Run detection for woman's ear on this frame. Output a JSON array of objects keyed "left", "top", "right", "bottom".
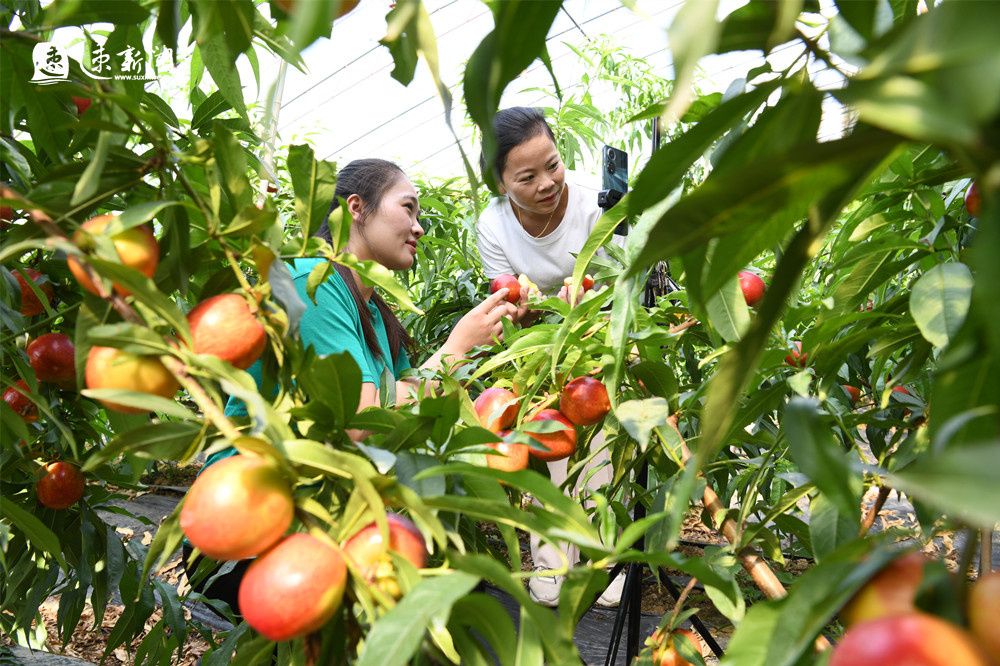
[{"left": 346, "top": 193, "right": 365, "bottom": 220}]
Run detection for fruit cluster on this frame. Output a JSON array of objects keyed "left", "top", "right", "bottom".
[
  {"left": 831, "top": 552, "right": 999, "bottom": 665},
  {"left": 489, "top": 271, "right": 595, "bottom": 305},
  {"left": 9, "top": 214, "right": 268, "bottom": 417},
  {"left": 473, "top": 375, "right": 611, "bottom": 470},
  {"left": 180, "top": 450, "right": 427, "bottom": 641}
]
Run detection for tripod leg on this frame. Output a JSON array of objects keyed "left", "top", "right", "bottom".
[
  {"left": 604, "top": 563, "right": 640, "bottom": 666},
  {"left": 625, "top": 563, "right": 644, "bottom": 661}
]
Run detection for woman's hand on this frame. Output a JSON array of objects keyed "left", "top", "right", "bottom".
[
  {"left": 511, "top": 282, "right": 533, "bottom": 322},
  {"left": 556, "top": 282, "right": 586, "bottom": 306},
  {"left": 443, "top": 289, "right": 518, "bottom": 356}
]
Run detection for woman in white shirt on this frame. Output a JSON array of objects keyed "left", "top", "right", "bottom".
[
  {"left": 476, "top": 107, "right": 603, "bottom": 300},
  {"left": 476, "top": 107, "right": 623, "bottom": 608}
]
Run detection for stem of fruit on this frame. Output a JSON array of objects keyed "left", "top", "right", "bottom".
[
  {"left": 668, "top": 318, "right": 698, "bottom": 335},
  {"left": 859, "top": 485, "right": 891, "bottom": 537},
  {"left": 160, "top": 355, "right": 242, "bottom": 442},
  {"left": 223, "top": 246, "right": 257, "bottom": 295},
  {"left": 668, "top": 576, "right": 698, "bottom": 629},
  {"left": 665, "top": 415, "right": 831, "bottom": 651}
]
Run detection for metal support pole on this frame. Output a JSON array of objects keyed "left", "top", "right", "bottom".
[{"left": 982, "top": 528, "right": 994, "bottom": 575}]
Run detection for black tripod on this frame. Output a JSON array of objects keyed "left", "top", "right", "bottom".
[{"left": 599, "top": 119, "right": 721, "bottom": 665}]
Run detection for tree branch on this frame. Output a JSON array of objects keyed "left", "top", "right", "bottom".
[{"left": 665, "top": 414, "right": 831, "bottom": 651}]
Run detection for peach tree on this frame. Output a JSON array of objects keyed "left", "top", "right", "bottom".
[{"left": 2, "top": 0, "right": 999, "bottom": 665}]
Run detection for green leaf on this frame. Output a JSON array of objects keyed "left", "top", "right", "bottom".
[
  {"left": 706, "top": 276, "right": 750, "bottom": 343},
  {"left": 83, "top": 422, "right": 203, "bottom": 471},
  {"left": 834, "top": 0, "right": 892, "bottom": 40},
  {"left": 268, "top": 260, "right": 307, "bottom": 336},
  {"left": 450, "top": 553, "right": 579, "bottom": 661},
  {"left": 616, "top": 398, "right": 670, "bottom": 452},
  {"left": 87, "top": 323, "right": 174, "bottom": 355},
  {"left": 337, "top": 254, "right": 422, "bottom": 315},
  {"left": 718, "top": 0, "right": 798, "bottom": 52},
  {"left": 628, "top": 361, "right": 678, "bottom": 404},
  {"left": 624, "top": 82, "right": 777, "bottom": 215},
  {"left": 909, "top": 263, "right": 973, "bottom": 348},
  {"left": 221, "top": 204, "right": 277, "bottom": 238},
  {"left": 297, "top": 352, "right": 362, "bottom": 428},
  {"left": 782, "top": 399, "right": 861, "bottom": 518},
  {"left": 464, "top": 0, "right": 562, "bottom": 191},
  {"left": 664, "top": 0, "right": 721, "bottom": 122},
  {"left": 191, "top": 91, "right": 232, "bottom": 131},
  {"left": 86, "top": 258, "right": 190, "bottom": 341},
  {"left": 448, "top": 594, "right": 518, "bottom": 666},
  {"left": 380, "top": 0, "right": 421, "bottom": 85},
  {"left": 694, "top": 133, "right": 900, "bottom": 471},
  {"left": 0, "top": 499, "right": 68, "bottom": 569},
  {"left": 835, "top": 1, "right": 1000, "bottom": 147},
  {"left": 118, "top": 201, "right": 181, "bottom": 228},
  {"left": 808, "top": 493, "right": 857, "bottom": 562},
  {"left": 627, "top": 129, "right": 899, "bottom": 280},
  {"left": 212, "top": 121, "right": 252, "bottom": 212},
  {"left": 198, "top": 36, "right": 248, "bottom": 121},
  {"left": 156, "top": 0, "right": 182, "bottom": 56},
  {"left": 191, "top": 0, "right": 254, "bottom": 62},
  {"left": 81, "top": 389, "right": 191, "bottom": 420},
  {"left": 891, "top": 441, "right": 1000, "bottom": 529},
  {"left": 287, "top": 144, "right": 338, "bottom": 241},
  {"left": 357, "top": 572, "right": 479, "bottom": 666},
  {"left": 71, "top": 131, "right": 112, "bottom": 206},
  {"left": 280, "top": 0, "right": 342, "bottom": 55},
  {"left": 42, "top": 0, "right": 150, "bottom": 25}
]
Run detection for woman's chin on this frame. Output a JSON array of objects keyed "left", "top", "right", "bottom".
[{"left": 389, "top": 255, "right": 416, "bottom": 271}]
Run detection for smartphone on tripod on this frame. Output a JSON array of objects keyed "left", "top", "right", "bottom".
[{"left": 598, "top": 144, "right": 628, "bottom": 235}]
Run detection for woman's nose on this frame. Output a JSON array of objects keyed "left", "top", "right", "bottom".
[{"left": 412, "top": 219, "right": 424, "bottom": 238}]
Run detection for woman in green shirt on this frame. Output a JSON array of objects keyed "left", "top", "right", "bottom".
[{"left": 184, "top": 158, "right": 517, "bottom": 616}]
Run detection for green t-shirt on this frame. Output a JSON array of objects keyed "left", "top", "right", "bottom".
[{"left": 212, "top": 258, "right": 410, "bottom": 464}]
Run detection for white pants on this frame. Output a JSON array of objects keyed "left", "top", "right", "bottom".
[{"left": 530, "top": 430, "right": 613, "bottom": 570}]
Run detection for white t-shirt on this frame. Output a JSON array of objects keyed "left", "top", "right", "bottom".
[{"left": 476, "top": 182, "right": 604, "bottom": 294}]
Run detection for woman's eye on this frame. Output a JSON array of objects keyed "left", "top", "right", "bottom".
[{"left": 547, "top": 162, "right": 558, "bottom": 170}]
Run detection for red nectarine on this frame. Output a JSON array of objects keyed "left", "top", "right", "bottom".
[
  {"left": 559, "top": 377, "right": 611, "bottom": 426},
  {"left": 525, "top": 409, "right": 576, "bottom": 461},
  {"left": 830, "top": 613, "right": 988, "bottom": 666},
  {"left": 238, "top": 533, "right": 347, "bottom": 641},
  {"left": 180, "top": 452, "right": 294, "bottom": 561},
  {"left": 36, "top": 461, "right": 85, "bottom": 509}
]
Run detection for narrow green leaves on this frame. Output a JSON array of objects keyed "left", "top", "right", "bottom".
[
  {"left": 356, "top": 572, "right": 479, "bottom": 666},
  {"left": 892, "top": 441, "right": 1000, "bottom": 529},
  {"left": 782, "top": 398, "right": 861, "bottom": 518}
]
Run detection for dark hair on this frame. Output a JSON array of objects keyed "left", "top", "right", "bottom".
[
  {"left": 480, "top": 107, "right": 556, "bottom": 191},
  {"left": 315, "top": 158, "right": 413, "bottom": 365}
]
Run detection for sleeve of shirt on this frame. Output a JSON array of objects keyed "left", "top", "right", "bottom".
[
  {"left": 394, "top": 348, "right": 412, "bottom": 378},
  {"left": 299, "top": 274, "right": 379, "bottom": 384},
  {"left": 476, "top": 209, "right": 515, "bottom": 278}
]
